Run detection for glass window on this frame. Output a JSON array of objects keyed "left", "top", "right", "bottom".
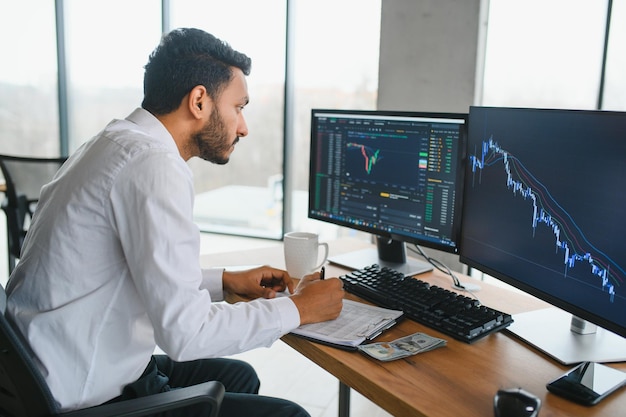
[
  {"left": 291, "top": 0, "right": 381, "bottom": 238},
  {"left": 602, "top": 0, "right": 626, "bottom": 111},
  {"left": 170, "top": 0, "right": 287, "bottom": 239},
  {"left": 482, "top": 0, "right": 607, "bottom": 110},
  {"left": 63, "top": 0, "right": 161, "bottom": 152},
  {"left": 0, "top": 0, "right": 59, "bottom": 157}
]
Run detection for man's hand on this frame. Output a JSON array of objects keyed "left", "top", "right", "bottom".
[
  {"left": 290, "top": 271, "right": 344, "bottom": 325},
  {"left": 222, "top": 266, "right": 294, "bottom": 299}
]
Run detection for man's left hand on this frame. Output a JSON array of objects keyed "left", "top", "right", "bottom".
[{"left": 222, "top": 266, "right": 294, "bottom": 299}]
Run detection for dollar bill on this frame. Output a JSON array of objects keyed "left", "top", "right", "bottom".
[{"left": 358, "top": 332, "right": 447, "bottom": 361}]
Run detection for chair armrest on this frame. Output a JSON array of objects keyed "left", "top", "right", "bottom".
[{"left": 59, "top": 381, "right": 225, "bottom": 417}]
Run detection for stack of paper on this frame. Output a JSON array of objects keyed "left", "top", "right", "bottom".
[{"left": 358, "top": 332, "right": 447, "bottom": 361}]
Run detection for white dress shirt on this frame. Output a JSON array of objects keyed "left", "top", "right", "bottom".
[{"left": 6, "top": 108, "right": 300, "bottom": 411}]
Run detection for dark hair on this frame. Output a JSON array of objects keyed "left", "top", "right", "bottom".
[{"left": 141, "top": 28, "right": 252, "bottom": 115}]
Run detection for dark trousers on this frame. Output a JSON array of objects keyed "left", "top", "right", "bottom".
[{"left": 113, "top": 355, "right": 310, "bottom": 417}]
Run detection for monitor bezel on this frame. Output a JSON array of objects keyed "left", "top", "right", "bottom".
[
  {"left": 459, "top": 105, "right": 626, "bottom": 341},
  {"left": 308, "top": 108, "right": 468, "bottom": 254}
]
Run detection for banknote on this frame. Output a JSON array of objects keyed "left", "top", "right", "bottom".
[{"left": 358, "top": 332, "right": 446, "bottom": 361}]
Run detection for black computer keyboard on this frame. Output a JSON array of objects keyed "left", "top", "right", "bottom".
[{"left": 340, "top": 264, "right": 513, "bottom": 343}]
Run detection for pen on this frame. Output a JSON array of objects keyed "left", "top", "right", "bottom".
[{"left": 320, "top": 266, "right": 325, "bottom": 280}]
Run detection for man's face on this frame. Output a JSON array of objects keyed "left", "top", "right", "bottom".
[{"left": 192, "top": 68, "right": 249, "bottom": 164}]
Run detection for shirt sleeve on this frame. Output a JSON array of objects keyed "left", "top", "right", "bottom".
[{"left": 109, "top": 150, "right": 300, "bottom": 360}]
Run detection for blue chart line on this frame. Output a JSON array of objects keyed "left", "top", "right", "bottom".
[{"left": 470, "top": 136, "right": 624, "bottom": 303}]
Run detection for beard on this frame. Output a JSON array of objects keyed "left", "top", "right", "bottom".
[{"left": 192, "top": 107, "right": 239, "bottom": 165}]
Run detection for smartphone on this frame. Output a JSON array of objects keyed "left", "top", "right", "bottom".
[{"left": 546, "top": 362, "right": 626, "bottom": 406}]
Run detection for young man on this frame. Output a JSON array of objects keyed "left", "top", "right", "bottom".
[{"left": 6, "top": 28, "right": 344, "bottom": 417}]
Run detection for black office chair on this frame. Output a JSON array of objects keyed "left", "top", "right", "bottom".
[
  {"left": 0, "top": 155, "right": 68, "bottom": 274},
  {"left": 0, "top": 282, "right": 225, "bottom": 417}
]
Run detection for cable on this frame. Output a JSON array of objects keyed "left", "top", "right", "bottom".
[{"left": 409, "top": 244, "right": 482, "bottom": 302}]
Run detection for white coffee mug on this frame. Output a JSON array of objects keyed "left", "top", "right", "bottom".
[{"left": 283, "top": 232, "right": 329, "bottom": 278}]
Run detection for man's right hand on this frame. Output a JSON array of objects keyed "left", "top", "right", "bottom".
[{"left": 289, "top": 271, "right": 344, "bottom": 325}]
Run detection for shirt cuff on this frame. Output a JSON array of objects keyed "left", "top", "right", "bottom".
[
  {"left": 272, "top": 296, "right": 302, "bottom": 334},
  {"left": 201, "top": 268, "right": 225, "bottom": 301}
]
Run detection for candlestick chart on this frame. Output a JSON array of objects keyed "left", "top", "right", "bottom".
[
  {"left": 469, "top": 136, "right": 624, "bottom": 303},
  {"left": 347, "top": 142, "right": 382, "bottom": 175},
  {"left": 343, "top": 137, "right": 422, "bottom": 187}
]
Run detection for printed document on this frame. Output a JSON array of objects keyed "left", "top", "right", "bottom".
[{"left": 290, "top": 299, "right": 403, "bottom": 349}]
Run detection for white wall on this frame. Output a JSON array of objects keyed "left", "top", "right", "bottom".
[{"left": 378, "top": 0, "right": 482, "bottom": 113}]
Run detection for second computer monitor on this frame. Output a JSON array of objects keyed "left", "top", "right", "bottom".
[{"left": 460, "top": 106, "right": 626, "bottom": 363}]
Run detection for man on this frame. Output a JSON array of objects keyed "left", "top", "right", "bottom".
[{"left": 6, "top": 28, "right": 344, "bottom": 417}]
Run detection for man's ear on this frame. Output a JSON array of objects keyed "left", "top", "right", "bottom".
[{"left": 188, "top": 85, "right": 211, "bottom": 119}]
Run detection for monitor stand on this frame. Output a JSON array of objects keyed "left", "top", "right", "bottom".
[
  {"left": 507, "top": 307, "right": 626, "bottom": 365},
  {"left": 328, "top": 237, "right": 433, "bottom": 277}
]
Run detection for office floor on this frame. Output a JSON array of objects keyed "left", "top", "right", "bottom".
[{"left": 199, "top": 233, "right": 393, "bottom": 417}]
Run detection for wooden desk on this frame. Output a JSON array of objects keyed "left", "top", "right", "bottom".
[{"left": 201, "top": 238, "right": 626, "bottom": 417}]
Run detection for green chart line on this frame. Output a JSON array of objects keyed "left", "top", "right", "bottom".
[{"left": 347, "top": 142, "right": 381, "bottom": 174}]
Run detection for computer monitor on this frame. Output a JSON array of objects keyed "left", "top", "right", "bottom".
[
  {"left": 460, "top": 106, "right": 626, "bottom": 364},
  {"left": 308, "top": 109, "right": 467, "bottom": 276}
]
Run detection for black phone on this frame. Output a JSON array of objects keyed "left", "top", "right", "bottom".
[{"left": 546, "top": 362, "right": 626, "bottom": 406}]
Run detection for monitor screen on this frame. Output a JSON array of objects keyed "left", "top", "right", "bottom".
[
  {"left": 460, "top": 106, "right": 626, "bottom": 364},
  {"left": 309, "top": 109, "right": 467, "bottom": 275}
]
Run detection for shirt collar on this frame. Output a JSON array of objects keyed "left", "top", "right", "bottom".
[{"left": 125, "top": 108, "right": 180, "bottom": 155}]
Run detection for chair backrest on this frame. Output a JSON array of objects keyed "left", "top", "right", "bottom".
[
  {"left": 0, "top": 156, "right": 67, "bottom": 206},
  {"left": 0, "top": 155, "right": 67, "bottom": 268},
  {"left": 0, "top": 283, "right": 60, "bottom": 417}
]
